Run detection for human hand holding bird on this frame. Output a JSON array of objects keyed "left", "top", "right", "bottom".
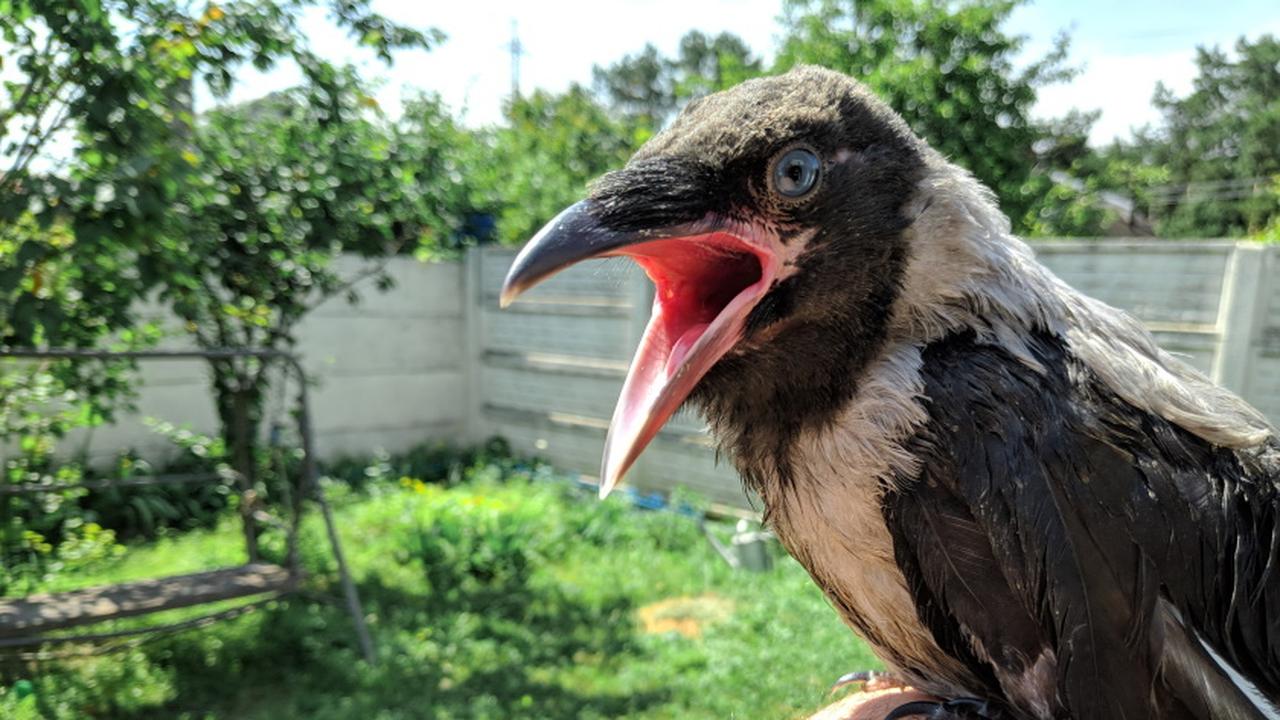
[{"left": 814, "top": 688, "right": 938, "bottom": 720}]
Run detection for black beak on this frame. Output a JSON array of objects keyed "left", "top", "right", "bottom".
[
  {"left": 499, "top": 151, "right": 729, "bottom": 307},
  {"left": 500, "top": 200, "right": 713, "bottom": 307},
  {"left": 496, "top": 170, "right": 778, "bottom": 496}
]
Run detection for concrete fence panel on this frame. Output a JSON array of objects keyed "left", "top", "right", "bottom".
[{"left": 18, "top": 256, "right": 469, "bottom": 467}]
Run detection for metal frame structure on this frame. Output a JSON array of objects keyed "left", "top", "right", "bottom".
[{"left": 0, "top": 348, "right": 375, "bottom": 661}]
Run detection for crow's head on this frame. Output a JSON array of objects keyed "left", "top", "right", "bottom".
[{"left": 501, "top": 66, "right": 930, "bottom": 495}]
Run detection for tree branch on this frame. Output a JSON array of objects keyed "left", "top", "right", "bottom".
[
  {"left": 1, "top": 82, "right": 76, "bottom": 191},
  {"left": 0, "top": 34, "right": 57, "bottom": 134}
]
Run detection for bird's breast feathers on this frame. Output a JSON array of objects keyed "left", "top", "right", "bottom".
[{"left": 757, "top": 342, "right": 982, "bottom": 694}]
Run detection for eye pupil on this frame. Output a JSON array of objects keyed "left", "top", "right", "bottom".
[{"left": 772, "top": 148, "right": 820, "bottom": 198}]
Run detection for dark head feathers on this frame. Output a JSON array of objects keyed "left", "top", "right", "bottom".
[{"left": 633, "top": 65, "right": 923, "bottom": 166}]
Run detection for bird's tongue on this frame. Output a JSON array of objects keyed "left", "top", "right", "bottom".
[
  {"left": 599, "top": 234, "right": 772, "bottom": 497},
  {"left": 666, "top": 323, "right": 709, "bottom": 376}
]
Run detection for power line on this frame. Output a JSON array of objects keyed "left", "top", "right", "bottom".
[{"left": 1146, "top": 176, "right": 1275, "bottom": 198}]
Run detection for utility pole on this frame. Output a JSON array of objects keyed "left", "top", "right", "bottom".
[{"left": 507, "top": 20, "right": 524, "bottom": 100}]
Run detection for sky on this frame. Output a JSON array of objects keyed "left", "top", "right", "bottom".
[{"left": 211, "top": 0, "right": 1280, "bottom": 146}]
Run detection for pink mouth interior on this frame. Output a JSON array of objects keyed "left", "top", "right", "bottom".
[
  {"left": 625, "top": 234, "right": 765, "bottom": 376},
  {"left": 599, "top": 232, "right": 772, "bottom": 496}
]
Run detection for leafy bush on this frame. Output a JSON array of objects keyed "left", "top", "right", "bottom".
[
  {"left": 1, "top": 648, "right": 176, "bottom": 719},
  {"left": 1, "top": 517, "right": 127, "bottom": 596},
  {"left": 1, "top": 360, "right": 130, "bottom": 594},
  {"left": 3, "top": 400, "right": 240, "bottom": 593},
  {"left": 76, "top": 421, "right": 235, "bottom": 541},
  {"left": 321, "top": 437, "right": 518, "bottom": 490},
  {"left": 399, "top": 481, "right": 544, "bottom": 611}
]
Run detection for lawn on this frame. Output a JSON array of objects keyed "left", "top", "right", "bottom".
[{"left": 0, "top": 459, "right": 879, "bottom": 719}]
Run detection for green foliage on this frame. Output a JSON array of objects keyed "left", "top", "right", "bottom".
[
  {"left": 1019, "top": 126, "right": 1173, "bottom": 237},
  {"left": 0, "top": 415, "right": 235, "bottom": 594},
  {"left": 1129, "top": 35, "right": 1280, "bottom": 237},
  {"left": 396, "top": 93, "right": 490, "bottom": 256},
  {"left": 159, "top": 70, "right": 450, "bottom": 472},
  {"left": 477, "top": 86, "right": 644, "bottom": 245},
  {"left": 0, "top": 216, "right": 156, "bottom": 431},
  {"left": 0, "top": 648, "right": 177, "bottom": 719},
  {"left": 1, "top": 0, "right": 433, "bottom": 348},
  {"left": 1253, "top": 198, "right": 1280, "bottom": 243},
  {"left": 1, "top": 0, "right": 446, "bottom": 499},
  {"left": 1, "top": 456, "right": 872, "bottom": 719},
  {"left": 76, "top": 457, "right": 232, "bottom": 543},
  {"left": 593, "top": 30, "right": 764, "bottom": 130},
  {"left": 1022, "top": 34, "right": 1280, "bottom": 239},
  {"left": 322, "top": 436, "right": 518, "bottom": 489},
  {"left": 1019, "top": 177, "right": 1114, "bottom": 238},
  {"left": 0, "top": 359, "right": 132, "bottom": 595},
  {"left": 1, "top": 514, "right": 128, "bottom": 596},
  {"left": 774, "top": 0, "right": 1075, "bottom": 231},
  {"left": 593, "top": 44, "right": 670, "bottom": 129}
]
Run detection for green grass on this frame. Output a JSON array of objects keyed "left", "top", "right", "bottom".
[{"left": 1, "top": 470, "right": 877, "bottom": 719}]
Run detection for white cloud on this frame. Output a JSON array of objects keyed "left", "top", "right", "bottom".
[{"left": 1030, "top": 16, "right": 1280, "bottom": 145}]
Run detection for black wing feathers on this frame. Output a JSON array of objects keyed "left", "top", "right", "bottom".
[
  {"left": 888, "top": 331, "right": 1280, "bottom": 719},
  {"left": 885, "top": 478, "right": 1044, "bottom": 713}
]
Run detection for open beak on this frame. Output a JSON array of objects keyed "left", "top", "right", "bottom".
[{"left": 501, "top": 200, "right": 782, "bottom": 498}]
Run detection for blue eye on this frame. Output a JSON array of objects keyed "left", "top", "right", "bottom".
[{"left": 772, "top": 147, "right": 821, "bottom": 198}]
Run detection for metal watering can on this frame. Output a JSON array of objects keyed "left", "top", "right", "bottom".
[{"left": 703, "top": 518, "right": 774, "bottom": 572}]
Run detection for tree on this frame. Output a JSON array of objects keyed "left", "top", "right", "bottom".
[
  {"left": 396, "top": 92, "right": 487, "bottom": 254},
  {"left": 773, "top": 0, "right": 1075, "bottom": 230},
  {"left": 1, "top": 1, "right": 442, "bottom": 497},
  {"left": 670, "top": 31, "right": 764, "bottom": 102},
  {"left": 592, "top": 44, "right": 671, "bottom": 130},
  {"left": 593, "top": 30, "right": 763, "bottom": 131},
  {"left": 1131, "top": 35, "right": 1280, "bottom": 237},
  {"left": 476, "top": 85, "right": 643, "bottom": 245},
  {"left": 1029, "top": 34, "right": 1280, "bottom": 239},
  {"left": 165, "top": 69, "right": 461, "bottom": 489},
  {"left": 1, "top": 0, "right": 438, "bottom": 350},
  {"left": 1013, "top": 110, "right": 1168, "bottom": 237}
]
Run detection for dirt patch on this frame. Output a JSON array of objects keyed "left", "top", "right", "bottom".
[{"left": 637, "top": 594, "right": 735, "bottom": 638}]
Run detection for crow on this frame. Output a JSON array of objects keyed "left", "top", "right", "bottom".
[{"left": 500, "top": 66, "right": 1280, "bottom": 720}]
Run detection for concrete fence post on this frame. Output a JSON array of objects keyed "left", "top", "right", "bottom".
[
  {"left": 463, "top": 246, "right": 485, "bottom": 444},
  {"left": 1211, "top": 242, "right": 1269, "bottom": 395}
]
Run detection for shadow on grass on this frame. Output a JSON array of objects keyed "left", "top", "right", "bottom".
[{"left": 146, "top": 567, "right": 667, "bottom": 719}]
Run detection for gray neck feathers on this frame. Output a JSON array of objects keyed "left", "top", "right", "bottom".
[{"left": 897, "top": 155, "right": 1274, "bottom": 450}]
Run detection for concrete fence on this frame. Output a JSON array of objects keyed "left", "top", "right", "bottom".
[
  {"left": 29, "top": 255, "right": 468, "bottom": 467},
  {"left": 12, "top": 241, "right": 1280, "bottom": 508}
]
